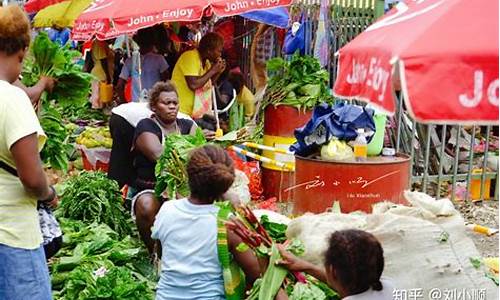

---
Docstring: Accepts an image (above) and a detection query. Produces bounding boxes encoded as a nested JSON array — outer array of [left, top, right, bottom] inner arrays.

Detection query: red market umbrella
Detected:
[[72, 0, 292, 41], [333, 0, 499, 125], [24, 0, 65, 14]]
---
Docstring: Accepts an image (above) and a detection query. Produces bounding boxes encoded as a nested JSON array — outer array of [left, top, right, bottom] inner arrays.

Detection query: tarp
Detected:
[[291, 103, 376, 156], [241, 7, 289, 28]]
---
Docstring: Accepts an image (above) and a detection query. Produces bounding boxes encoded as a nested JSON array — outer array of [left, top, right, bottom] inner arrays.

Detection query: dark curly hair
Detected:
[[148, 81, 178, 109], [198, 32, 224, 57], [0, 5, 30, 55], [324, 229, 385, 294], [187, 145, 235, 203]]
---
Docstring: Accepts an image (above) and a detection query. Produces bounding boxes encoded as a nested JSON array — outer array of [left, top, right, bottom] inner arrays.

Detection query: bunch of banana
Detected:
[[76, 127, 113, 148]]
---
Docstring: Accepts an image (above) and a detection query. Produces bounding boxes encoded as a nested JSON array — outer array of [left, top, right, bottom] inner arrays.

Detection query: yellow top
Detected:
[[237, 85, 255, 117], [91, 40, 114, 82], [0, 80, 46, 250], [171, 49, 211, 116]]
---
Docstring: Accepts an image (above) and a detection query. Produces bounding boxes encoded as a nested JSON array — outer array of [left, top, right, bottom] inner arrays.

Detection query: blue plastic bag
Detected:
[[291, 103, 376, 156], [283, 22, 306, 55]]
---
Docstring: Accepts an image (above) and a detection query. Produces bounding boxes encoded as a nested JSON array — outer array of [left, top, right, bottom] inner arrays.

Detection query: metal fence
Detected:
[[290, 0, 499, 201]]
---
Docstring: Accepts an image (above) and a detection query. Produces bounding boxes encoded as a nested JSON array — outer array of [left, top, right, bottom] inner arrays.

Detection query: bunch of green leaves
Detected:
[[246, 244, 288, 300], [263, 52, 333, 111], [57, 171, 131, 237], [229, 102, 246, 132], [155, 128, 206, 199], [51, 219, 156, 300], [260, 215, 288, 243], [22, 32, 93, 108], [57, 101, 109, 124], [39, 105, 73, 171]]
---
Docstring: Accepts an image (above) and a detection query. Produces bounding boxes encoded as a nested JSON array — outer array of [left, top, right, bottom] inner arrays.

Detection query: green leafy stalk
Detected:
[[155, 129, 206, 198], [39, 105, 72, 171]]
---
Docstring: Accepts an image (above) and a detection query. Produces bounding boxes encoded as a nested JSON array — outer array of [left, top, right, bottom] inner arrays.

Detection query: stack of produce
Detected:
[[155, 129, 206, 199], [263, 53, 332, 111], [250, 53, 333, 143], [57, 171, 131, 237], [50, 219, 156, 300], [225, 203, 339, 300], [76, 127, 113, 149]]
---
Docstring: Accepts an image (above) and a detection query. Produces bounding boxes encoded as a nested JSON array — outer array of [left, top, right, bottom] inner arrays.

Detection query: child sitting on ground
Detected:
[[278, 229, 394, 300]]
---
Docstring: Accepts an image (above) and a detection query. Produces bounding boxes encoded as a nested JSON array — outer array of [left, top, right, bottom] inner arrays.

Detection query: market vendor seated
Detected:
[[131, 81, 196, 252], [151, 145, 288, 300]]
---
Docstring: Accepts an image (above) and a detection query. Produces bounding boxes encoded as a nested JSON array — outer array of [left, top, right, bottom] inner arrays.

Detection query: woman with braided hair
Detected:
[[278, 229, 394, 300], [151, 145, 287, 300]]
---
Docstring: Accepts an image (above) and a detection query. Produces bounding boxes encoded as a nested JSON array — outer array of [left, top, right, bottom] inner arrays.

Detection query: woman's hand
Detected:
[[276, 244, 313, 272], [202, 129, 216, 140], [277, 244, 329, 283], [211, 58, 226, 75], [46, 195, 59, 208], [40, 76, 56, 93]]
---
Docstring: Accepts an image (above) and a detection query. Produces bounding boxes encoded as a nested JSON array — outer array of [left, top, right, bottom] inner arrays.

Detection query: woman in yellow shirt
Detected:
[[171, 32, 226, 118], [89, 40, 114, 109], [0, 5, 56, 299]]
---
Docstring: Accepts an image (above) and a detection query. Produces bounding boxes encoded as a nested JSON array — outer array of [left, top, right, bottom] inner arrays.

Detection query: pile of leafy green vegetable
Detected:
[[263, 53, 333, 111], [51, 219, 156, 300], [155, 129, 206, 199], [229, 209, 339, 300], [57, 101, 109, 124], [39, 105, 73, 171], [22, 32, 93, 109], [57, 171, 132, 237]]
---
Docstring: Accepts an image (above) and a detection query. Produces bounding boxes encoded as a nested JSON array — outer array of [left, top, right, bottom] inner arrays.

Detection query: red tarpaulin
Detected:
[[333, 0, 499, 124], [72, 0, 292, 41], [24, 0, 65, 13]]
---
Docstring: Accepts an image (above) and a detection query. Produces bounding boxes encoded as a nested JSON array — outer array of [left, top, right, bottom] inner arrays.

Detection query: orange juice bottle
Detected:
[[353, 129, 368, 161]]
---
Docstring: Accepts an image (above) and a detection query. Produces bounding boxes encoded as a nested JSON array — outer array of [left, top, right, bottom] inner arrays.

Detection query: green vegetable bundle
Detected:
[[57, 171, 131, 237], [51, 219, 156, 300], [155, 129, 206, 199], [226, 204, 339, 300], [22, 32, 93, 109], [39, 105, 72, 171], [263, 53, 333, 111]]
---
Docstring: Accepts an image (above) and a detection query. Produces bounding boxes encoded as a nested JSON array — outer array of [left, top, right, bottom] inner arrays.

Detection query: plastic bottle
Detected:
[[353, 128, 368, 161]]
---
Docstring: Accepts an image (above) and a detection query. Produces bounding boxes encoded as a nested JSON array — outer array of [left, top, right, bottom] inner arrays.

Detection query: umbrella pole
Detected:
[[126, 35, 131, 57], [212, 88, 222, 137]]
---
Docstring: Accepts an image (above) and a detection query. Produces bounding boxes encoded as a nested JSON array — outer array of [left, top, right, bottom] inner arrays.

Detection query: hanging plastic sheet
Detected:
[[241, 7, 289, 29], [291, 103, 376, 156], [313, 0, 329, 67]]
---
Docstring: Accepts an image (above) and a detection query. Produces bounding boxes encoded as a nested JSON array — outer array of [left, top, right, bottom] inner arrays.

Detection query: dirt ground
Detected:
[[455, 200, 499, 257]]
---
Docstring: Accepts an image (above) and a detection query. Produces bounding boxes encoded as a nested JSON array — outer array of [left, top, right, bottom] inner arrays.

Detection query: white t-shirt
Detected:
[[344, 278, 395, 300], [152, 198, 224, 300], [111, 102, 193, 127]]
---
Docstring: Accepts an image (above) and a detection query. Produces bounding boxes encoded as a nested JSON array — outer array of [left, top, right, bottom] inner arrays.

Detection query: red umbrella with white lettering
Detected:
[[333, 0, 499, 124], [72, 0, 292, 41]]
